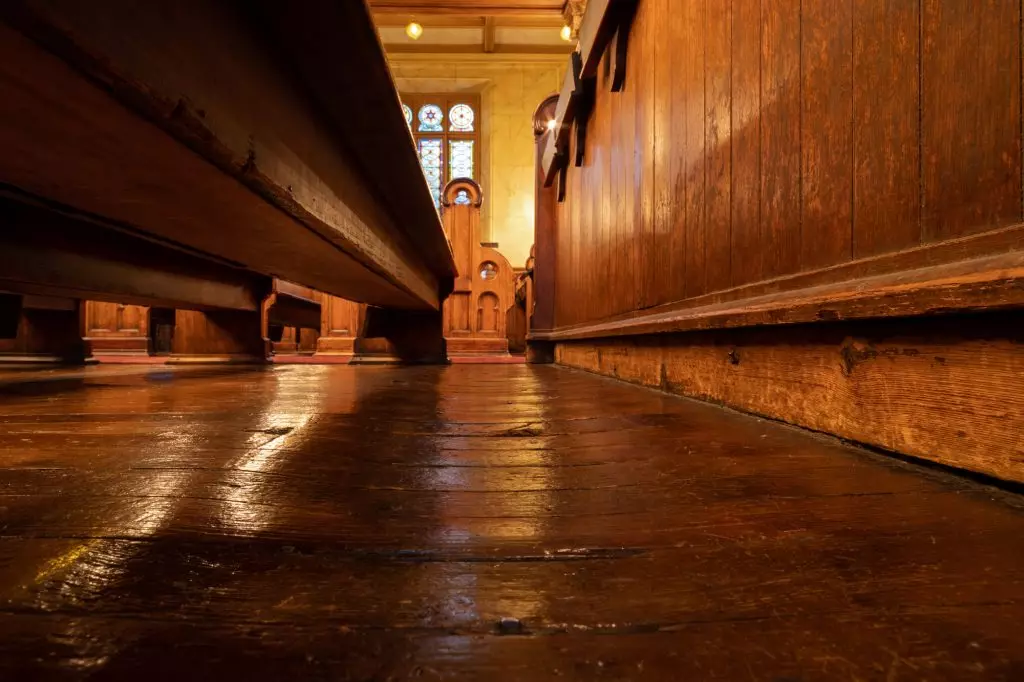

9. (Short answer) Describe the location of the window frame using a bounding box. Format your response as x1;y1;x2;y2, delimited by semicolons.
401;93;482;204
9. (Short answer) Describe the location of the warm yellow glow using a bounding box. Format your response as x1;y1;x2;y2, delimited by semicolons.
405;21;423;40
560;24;573;42
546;118;558;131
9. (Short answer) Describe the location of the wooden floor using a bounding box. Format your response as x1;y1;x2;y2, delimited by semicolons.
0;364;1022;680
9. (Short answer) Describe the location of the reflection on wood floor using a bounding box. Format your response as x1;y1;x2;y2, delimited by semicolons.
0;364;1022;679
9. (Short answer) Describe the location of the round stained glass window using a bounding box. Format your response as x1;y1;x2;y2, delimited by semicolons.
402;104;413;127
454;189;472;205
480;261;498;280
418;104;443;132
449;103;475;132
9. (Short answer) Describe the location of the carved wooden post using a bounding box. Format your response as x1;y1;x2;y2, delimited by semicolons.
441;178;514;358
528;96;560;363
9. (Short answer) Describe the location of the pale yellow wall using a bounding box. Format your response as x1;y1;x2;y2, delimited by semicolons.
389;54;566;268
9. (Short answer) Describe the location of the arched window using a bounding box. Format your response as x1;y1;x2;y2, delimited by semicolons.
401;93;481;210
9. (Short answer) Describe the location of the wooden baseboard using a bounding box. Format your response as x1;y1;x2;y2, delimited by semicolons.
554;312;1024;484
536;226;1024;341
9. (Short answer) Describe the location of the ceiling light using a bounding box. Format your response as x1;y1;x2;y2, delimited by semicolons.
560;25;573;42
406;21;423;40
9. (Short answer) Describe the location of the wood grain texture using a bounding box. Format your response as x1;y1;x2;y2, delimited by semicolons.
543;0;1023;330
705;0;732;293
667;0;690;301
555;312;1024;483
650;0;674;307
0;363;1023;677
759;0;801;279
801;0;853;270
730;0;762;287
83;301;149;357
0;307;83;362
921;0;1023;241
852;0;921;257
683;0;707;298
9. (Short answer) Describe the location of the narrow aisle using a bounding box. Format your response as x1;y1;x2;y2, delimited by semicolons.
0;364;1021;680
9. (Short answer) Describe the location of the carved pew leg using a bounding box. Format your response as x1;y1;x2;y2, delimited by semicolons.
360;306;448;365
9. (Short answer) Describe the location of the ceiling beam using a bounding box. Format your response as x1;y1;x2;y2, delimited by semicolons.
368;3;564;18
373;15;563;28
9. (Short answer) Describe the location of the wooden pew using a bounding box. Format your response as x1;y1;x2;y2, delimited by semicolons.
532;0;1024;484
0;0;455;363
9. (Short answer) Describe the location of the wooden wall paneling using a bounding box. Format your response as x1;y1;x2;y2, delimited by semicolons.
800;0;853;270
759;0;802;278
613;31;632;317
316;295;363;356
569;132;582;325
171;309;265;361
593;54;606;319
666;0;688;302
555;168;569;327
623;1;642;312
636;0;657;307
705;0;732;293
921;0;1022;241
0;301;83;362
649;0;674;307
683;0;707;298
83;301;150;357
730;0;762;286
581;94;596;323
273;326;299;355
852;0;922;258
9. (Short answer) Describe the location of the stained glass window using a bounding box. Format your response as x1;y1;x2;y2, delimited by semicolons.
417;139;443;208
418;104;443;132
449;103;475;132
454;189;472;205
403;94;479;207
449;140;474;180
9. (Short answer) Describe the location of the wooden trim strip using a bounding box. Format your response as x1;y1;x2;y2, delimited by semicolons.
531;226;1024;340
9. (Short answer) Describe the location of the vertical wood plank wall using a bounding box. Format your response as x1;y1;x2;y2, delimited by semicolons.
552;0;1023;329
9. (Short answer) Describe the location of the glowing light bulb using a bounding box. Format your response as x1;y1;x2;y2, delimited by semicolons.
546;119;558;131
560;25;573;42
406;21;423;40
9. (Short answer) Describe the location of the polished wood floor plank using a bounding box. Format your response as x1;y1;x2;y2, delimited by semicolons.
0;364;1022;679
